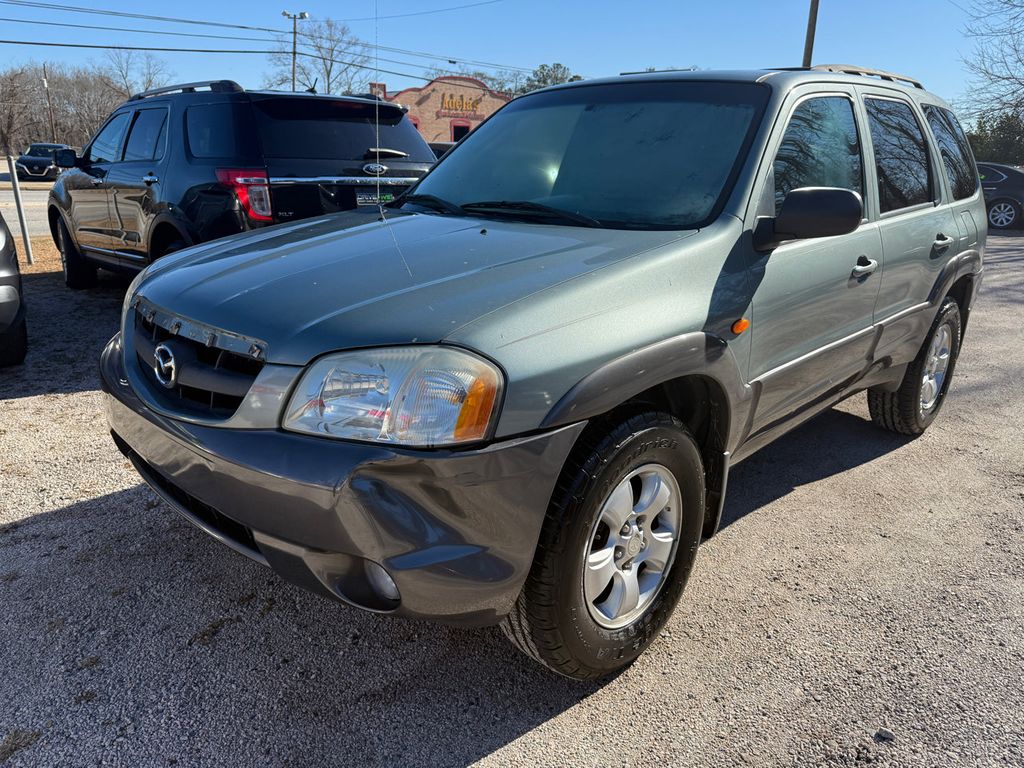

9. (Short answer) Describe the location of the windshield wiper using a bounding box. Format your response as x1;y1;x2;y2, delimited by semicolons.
460;200;602;228
398;193;466;215
365;146;410;159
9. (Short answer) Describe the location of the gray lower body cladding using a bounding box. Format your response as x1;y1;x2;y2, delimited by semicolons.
100;335;585;626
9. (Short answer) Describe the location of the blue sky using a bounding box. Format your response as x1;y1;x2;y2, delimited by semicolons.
1;0;976;105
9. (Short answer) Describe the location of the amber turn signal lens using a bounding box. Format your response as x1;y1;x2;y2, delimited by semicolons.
731;318;750;335
454;373;500;441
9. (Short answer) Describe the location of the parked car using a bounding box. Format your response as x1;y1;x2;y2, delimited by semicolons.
102;66;984;679
977;161;1024;229
0;212;27;367
428;141;455;159
15;143;71;181
48;80;435;289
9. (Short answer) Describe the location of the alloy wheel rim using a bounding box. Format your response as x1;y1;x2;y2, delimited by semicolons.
583;464;682;629
989;202;1016;228
920;323;952;414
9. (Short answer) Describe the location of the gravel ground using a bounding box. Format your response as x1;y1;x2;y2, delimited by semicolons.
1;235;1022;767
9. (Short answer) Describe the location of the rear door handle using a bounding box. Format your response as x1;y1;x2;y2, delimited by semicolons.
90;177;103;186
142;174;159;185
933;233;955;251
851;255;878;278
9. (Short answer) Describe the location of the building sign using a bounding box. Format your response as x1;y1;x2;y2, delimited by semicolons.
436;92;485;120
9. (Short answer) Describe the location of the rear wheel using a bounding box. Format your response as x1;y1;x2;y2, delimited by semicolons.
987;199;1020;230
57;218;96;290
153;238;186;259
0;315;27;367
868;297;962;435
501;411;705;680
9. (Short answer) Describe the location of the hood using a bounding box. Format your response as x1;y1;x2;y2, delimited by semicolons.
135;210;691;365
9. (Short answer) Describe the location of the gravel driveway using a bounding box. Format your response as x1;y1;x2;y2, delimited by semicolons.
1;236;1022;767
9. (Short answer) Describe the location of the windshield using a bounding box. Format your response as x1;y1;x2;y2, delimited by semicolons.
409;81;769;229
26;145;59;158
251;97;435;162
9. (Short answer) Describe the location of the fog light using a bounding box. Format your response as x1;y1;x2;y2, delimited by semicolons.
364;561;400;603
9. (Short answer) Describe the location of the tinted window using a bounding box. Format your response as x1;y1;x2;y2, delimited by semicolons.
773;96;862;213
123;108;168;162
87;112;131;164
186;103;259;159
865;98;932;213
925;105;978;201
251;98;435;162
26;145;60;158
978;164;1006;183
412;82;769;229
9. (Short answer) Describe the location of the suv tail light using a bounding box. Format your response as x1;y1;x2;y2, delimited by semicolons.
216;168;273;222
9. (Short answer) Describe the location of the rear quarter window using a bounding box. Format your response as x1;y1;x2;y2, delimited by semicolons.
924;105;979;201
186;102;259;159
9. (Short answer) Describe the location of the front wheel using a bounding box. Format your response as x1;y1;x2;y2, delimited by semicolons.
988;200;1020;230
501;411;705;680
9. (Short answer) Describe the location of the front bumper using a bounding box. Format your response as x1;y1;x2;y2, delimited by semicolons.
15;162;56;178
101;334;585;626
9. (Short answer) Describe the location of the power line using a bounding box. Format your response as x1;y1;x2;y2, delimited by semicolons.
0;0;284;32
0;0;532;73
333;0;503;22
0;38;511;94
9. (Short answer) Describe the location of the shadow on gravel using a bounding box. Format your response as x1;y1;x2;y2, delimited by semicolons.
0;270;129;401
0;485;599;766
720;409;914;531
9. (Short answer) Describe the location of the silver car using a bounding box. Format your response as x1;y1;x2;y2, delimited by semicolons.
102;65;985;679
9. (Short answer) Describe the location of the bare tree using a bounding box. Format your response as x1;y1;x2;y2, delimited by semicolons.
264;20;370;94
100;50;172;99
0;67;34;154
964;0;1024;117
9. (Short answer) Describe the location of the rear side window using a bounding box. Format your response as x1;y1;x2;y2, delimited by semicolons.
864;98;933;213
87;112;131;164
251;98;435;162
123;108;168;162
925;105;978;201
773;96;863;213
186;103;259;159
978;164;1006;183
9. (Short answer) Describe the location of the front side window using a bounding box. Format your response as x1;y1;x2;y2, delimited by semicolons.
410;81;769;229
925;105;978;201
773;96;863;213
864;98;933;213
87;112;131;164
123;108;169;162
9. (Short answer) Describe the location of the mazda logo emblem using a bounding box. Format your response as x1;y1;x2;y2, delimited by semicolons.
362;162;387;176
153;343;178;389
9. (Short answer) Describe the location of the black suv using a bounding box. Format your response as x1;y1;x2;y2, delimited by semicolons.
48;80;434;288
16;143;71;181
977;161;1024;230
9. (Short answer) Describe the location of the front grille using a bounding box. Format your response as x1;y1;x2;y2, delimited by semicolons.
133;309;263;419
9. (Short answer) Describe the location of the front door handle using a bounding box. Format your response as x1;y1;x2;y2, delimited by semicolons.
142;174;159;185
933;233;955;251
851;255;878;278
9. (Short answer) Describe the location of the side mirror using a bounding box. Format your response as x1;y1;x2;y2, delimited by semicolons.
753;187;863;251
54;148;78;169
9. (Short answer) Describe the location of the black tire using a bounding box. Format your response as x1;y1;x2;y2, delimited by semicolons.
868;297;962;436
501;411;705;680
154;239;186;259
987;199;1020;230
0;315;28;367
57;217;96;290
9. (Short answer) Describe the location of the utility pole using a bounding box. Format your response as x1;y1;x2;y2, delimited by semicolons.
42;63;56;142
281;10;309;91
802;0;820;68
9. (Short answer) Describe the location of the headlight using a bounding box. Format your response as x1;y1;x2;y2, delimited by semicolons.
283;346;503;447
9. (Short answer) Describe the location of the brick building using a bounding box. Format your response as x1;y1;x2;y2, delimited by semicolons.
371;76;510;143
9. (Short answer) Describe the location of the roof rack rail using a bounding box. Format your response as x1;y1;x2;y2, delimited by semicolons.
129;80;244;101
810;64;923;89
620;67;698;76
